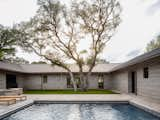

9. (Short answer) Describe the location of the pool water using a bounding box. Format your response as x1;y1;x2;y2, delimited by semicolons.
2;104;160;120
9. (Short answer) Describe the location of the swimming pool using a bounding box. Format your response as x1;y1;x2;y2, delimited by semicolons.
2;103;160;120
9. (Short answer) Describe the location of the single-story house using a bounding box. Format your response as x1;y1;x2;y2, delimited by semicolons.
0;48;160;100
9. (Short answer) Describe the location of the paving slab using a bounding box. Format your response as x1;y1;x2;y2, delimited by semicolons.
26;94;131;101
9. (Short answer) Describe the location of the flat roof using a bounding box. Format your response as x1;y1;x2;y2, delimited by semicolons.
110;48;160;72
0;48;160;73
0;62;120;73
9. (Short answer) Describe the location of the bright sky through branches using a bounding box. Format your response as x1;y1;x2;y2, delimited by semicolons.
0;0;160;63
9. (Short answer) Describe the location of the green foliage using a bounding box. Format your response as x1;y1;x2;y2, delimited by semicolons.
80;50;87;54
0;25;15;60
146;35;160;52
96;58;109;64
0;25;23;60
87;57;109;65
4;56;29;64
31;61;47;64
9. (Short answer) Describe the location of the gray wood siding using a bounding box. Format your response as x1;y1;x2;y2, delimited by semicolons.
88;75;98;89
43;75;67;89
23;74;68;90
111;71;129;93
23;75;42;90
104;74;112;89
22;74;103;90
16;75;24;88
136;62;160;100
110;57;160;100
0;72;6;89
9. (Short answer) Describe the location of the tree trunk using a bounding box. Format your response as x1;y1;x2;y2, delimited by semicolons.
83;66;94;91
79;71;85;91
79;72;89;91
69;71;77;92
79;67;95;91
82;77;88;91
85;71;91;90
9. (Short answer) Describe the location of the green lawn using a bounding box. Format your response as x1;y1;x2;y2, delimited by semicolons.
24;89;117;94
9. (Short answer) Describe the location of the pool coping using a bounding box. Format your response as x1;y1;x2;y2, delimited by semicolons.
0;100;34;119
0;100;159;119
34;100;129;104
129;101;160;118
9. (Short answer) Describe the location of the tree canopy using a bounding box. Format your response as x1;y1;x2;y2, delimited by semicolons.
0;25;17;60
17;0;121;91
31;61;47;64
3;56;29;64
0;24;29;64
146;35;160;52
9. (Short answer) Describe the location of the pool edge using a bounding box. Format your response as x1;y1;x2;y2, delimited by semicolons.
0;100;159;119
34;100;129;104
0;100;34;119
129;101;160;118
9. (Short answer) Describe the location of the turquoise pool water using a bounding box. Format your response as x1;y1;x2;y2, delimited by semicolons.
2;103;160;120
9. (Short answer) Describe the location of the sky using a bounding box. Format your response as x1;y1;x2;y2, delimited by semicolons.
0;0;160;63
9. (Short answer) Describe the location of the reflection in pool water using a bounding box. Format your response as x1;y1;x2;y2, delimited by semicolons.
2;104;160;120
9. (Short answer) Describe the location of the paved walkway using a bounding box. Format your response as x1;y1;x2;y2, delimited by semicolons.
0;94;160;117
26;94;131;101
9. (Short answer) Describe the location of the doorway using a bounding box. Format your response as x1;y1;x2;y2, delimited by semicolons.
6;74;17;88
131;72;137;94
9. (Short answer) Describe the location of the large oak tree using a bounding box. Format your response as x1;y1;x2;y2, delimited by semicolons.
18;0;121;91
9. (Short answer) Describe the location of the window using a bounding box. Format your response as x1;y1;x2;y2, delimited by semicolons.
43;75;48;83
67;76;80;88
75;76;80;88
67;76;73;88
98;75;104;89
143;67;149;78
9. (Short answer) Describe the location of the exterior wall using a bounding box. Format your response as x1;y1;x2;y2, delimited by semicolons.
111;70;129;93
104;74;112;89
88;75;98;89
16;75;24;88
88;74;112;89
43;74;67;89
15;73;123;90
136;58;160;100
111;57;160;100
21;73;111;90
22;74;67;90
0;71;6;89
0;71;24;89
23;75;42;90
1;56;159;101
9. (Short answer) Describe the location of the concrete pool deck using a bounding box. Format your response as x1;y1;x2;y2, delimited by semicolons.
0;94;160;118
